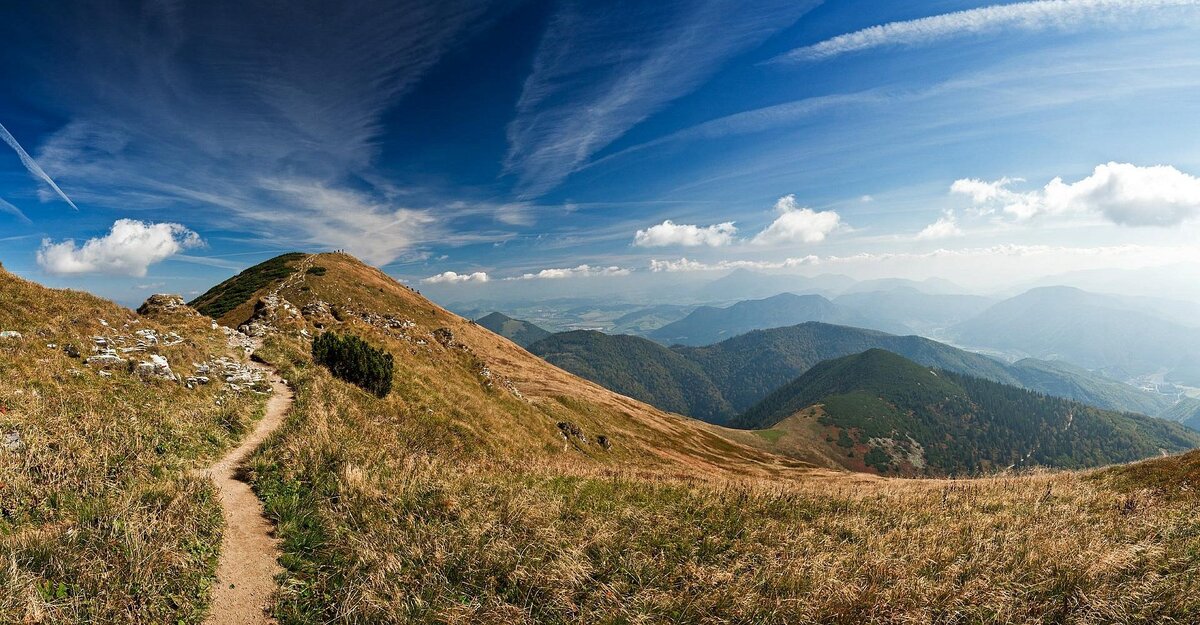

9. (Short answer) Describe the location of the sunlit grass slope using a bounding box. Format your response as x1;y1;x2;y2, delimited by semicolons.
0;266;261;623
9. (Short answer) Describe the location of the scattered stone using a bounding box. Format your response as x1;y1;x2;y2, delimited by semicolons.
0;331;22;339
556;421;587;444
135;354;175;380
433;327;459;348
86;350;126;368
597;435;612;451
63;344;81;358
3;431;23;452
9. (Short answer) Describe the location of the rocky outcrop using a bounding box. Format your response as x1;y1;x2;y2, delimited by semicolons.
137;294;196;317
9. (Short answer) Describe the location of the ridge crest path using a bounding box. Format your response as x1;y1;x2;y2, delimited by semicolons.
203;355;291;624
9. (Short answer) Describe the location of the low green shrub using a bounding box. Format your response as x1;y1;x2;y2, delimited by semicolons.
311;332;394;397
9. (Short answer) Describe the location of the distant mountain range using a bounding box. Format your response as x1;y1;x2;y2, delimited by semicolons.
949;286;1200;385
647;293;862;346
527;321;1171;424
730;349;1200;476
475;312;552;347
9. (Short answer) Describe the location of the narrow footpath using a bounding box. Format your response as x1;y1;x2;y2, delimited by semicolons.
202;360;291;625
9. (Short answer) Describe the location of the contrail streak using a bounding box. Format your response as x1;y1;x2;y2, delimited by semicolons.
0;121;79;211
0;197;32;224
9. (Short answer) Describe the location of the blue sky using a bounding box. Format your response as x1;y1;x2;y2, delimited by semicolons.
2;0;1200;306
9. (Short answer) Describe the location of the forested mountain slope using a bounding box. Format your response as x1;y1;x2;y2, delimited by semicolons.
735;349;1200;476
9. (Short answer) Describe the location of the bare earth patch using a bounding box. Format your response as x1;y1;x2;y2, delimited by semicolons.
203;360;292;624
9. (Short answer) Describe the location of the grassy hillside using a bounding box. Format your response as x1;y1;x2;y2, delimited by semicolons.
528;330;736;423
0;268;262;623
474;312;552;347
736;349;1200;476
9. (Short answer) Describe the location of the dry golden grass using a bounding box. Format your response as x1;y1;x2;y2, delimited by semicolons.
0;268;262;623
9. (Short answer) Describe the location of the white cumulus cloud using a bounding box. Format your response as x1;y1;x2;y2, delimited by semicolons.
421;271;490;285
916;212;964;240
953;162;1200;226
633;220;737;247
752;195;842;245
37;219;201;277
649;256;819;272
507;265;631;280
776;0;1200;63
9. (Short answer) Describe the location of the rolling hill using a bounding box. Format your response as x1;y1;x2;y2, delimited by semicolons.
734;349;1200;476
532;321;1175;425
474;311;552;347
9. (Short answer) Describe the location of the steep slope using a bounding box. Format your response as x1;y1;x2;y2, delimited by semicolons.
735;350;1200;476
527;330;736;423
0;267;263;623
951;286;1200;383
474;312;552;347
647;292;858;346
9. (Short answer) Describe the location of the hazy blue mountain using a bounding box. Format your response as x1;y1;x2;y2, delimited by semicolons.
833;288;996;335
475;312;553;347
527;331;736;423
839;277;967;295
733;349;1200;476
609;304;696;335
950;286;1200;384
647;293;860;346
696;269;855;302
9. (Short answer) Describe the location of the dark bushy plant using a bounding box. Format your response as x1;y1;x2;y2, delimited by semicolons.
312;332;394;397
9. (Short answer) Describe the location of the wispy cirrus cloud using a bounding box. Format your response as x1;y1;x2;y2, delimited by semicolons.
504;0;819;198
0;121;79;211
22;1;501;266
0;198;32;224
774;0;1200;63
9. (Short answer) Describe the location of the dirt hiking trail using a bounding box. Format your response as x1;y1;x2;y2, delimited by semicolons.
203;359;291;624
